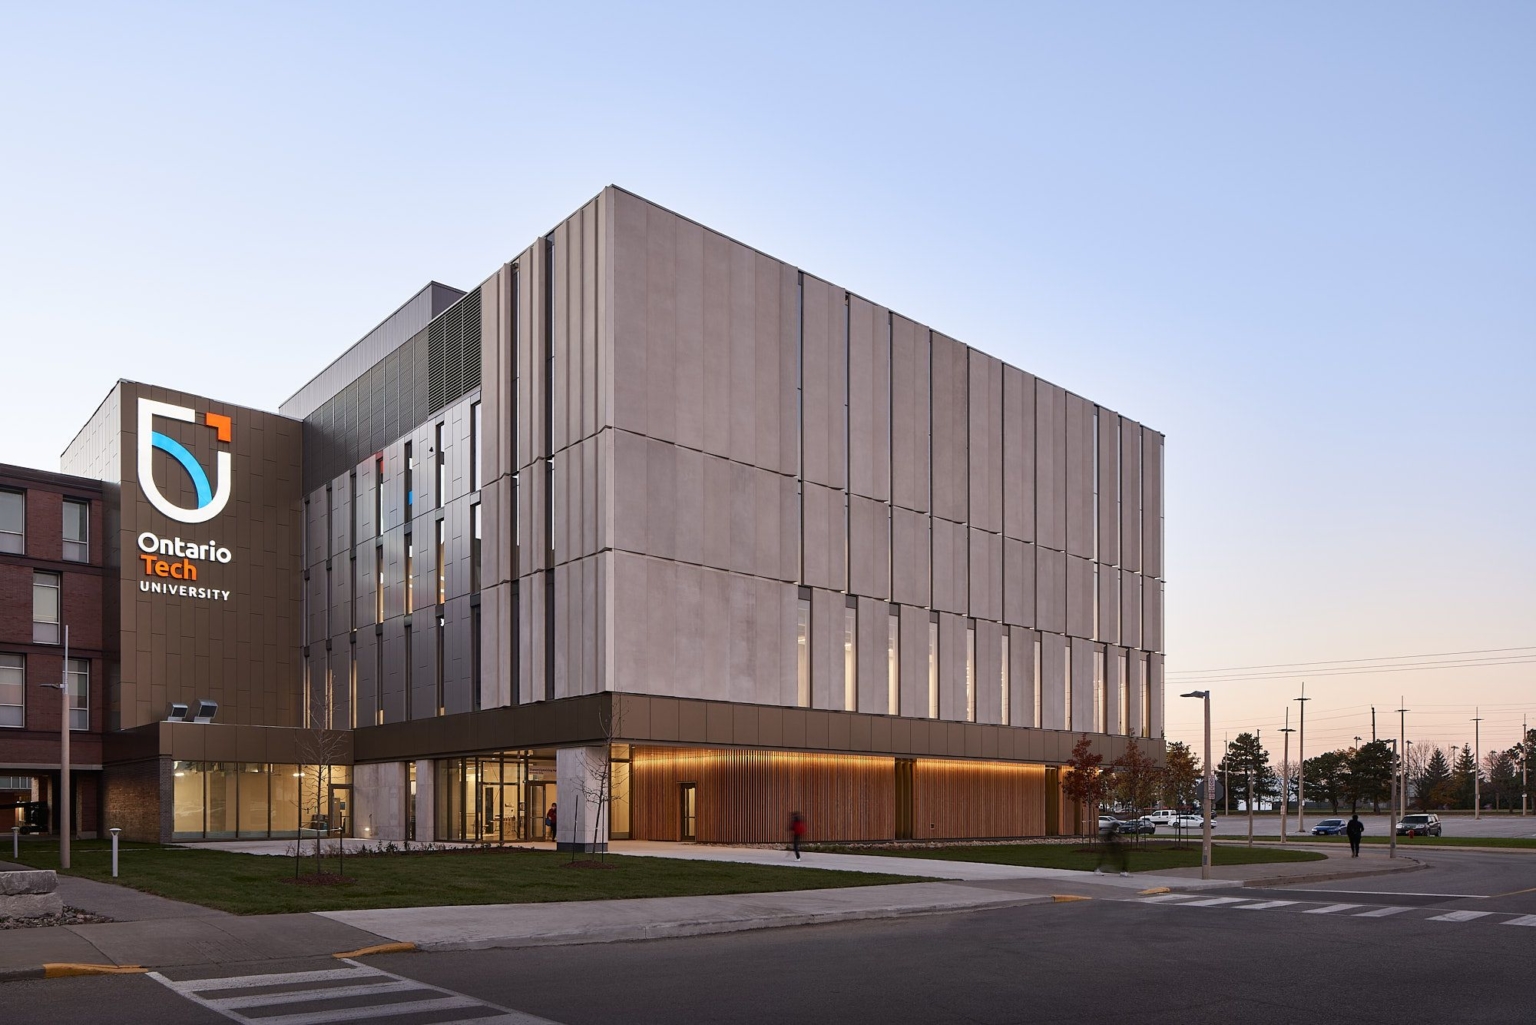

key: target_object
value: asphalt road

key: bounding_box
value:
[13,848,1533,1025]
[1203,811,1536,839]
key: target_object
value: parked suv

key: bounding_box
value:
[1144,809,1181,826]
[1396,813,1442,837]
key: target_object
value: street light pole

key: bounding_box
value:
[1473,710,1482,820]
[1523,715,1529,817]
[1279,709,1294,845]
[1388,739,1398,860]
[1396,699,1409,821]
[1295,684,1310,834]
[1181,690,1213,880]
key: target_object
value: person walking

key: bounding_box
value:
[788,811,806,860]
[1094,820,1131,877]
[545,802,558,843]
[1345,812,1364,857]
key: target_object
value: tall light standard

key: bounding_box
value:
[1472,709,1481,820]
[1523,715,1529,817]
[1295,683,1310,834]
[1388,738,1398,860]
[1396,698,1409,821]
[1180,690,1213,880]
[1279,709,1294,845]
[41,626,71,870]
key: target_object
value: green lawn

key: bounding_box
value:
[1219,835,1536,850]
[7,841,923,916]
[811,840,1326,873]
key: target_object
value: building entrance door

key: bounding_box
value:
[327,785,352,838]
[679,783,696,841]
[528,783,555,841]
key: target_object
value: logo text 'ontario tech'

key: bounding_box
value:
[137,398,233,524]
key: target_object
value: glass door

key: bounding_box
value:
[327,784,352,838]
[679,783,696,841]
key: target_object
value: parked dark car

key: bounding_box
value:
[1396,813,1442,837]
[1119,818,1156,835]
[1311,818,1348,836]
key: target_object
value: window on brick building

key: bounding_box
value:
[67,658,88,731]
[63,499,88,562]
[0,490,22,554]
[33,571,60,644]
[0,655,22,727]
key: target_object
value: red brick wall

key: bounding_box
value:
[103,758,168,843]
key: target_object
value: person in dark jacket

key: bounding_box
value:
[788,811,806,860]
[1346,813,1364,857]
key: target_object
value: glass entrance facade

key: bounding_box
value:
[436,749,556,842]
[172,760,352,841]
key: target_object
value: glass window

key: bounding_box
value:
[965,623,976,723]
[611,759,631,839]
[796,598,811,708]
[172,761,206,839]
[1033,635,1043,728]
[375,545,384,622]
[843,606,858,713]
[471,401,483,492]
[435,519,446,605]
[237,763,270,838]
[271,764,302,838]
[405,442,415,515]
[374,456,384,537]
[33,571,60,644]
[886,612,899,716]
[67,658,87,731]
[1063,642,1073,732]
[1094,646,1107,733]
[405,534,414,614]
[0,654,23,728]
[62,500,88,562]
[1118,649,1129,736]
[206,763,237,838]
[1000,634,1010,726]
[471,503,482,593]
[0,490,22,554]
[435,424,446,509]
[1142,654,1152,737]
[927,621,939,719]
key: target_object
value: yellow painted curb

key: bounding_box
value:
[1051,894,1092,902]
[333,942,417,958]
[1138,887,1171,895]
[43,964,148,977]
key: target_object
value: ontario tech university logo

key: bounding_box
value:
[137,398,233,524]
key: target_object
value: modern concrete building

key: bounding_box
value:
[4,187,1164,847]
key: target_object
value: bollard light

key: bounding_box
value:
[109,827,122,878]
[11,824,18,860]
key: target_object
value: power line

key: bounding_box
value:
[1166,657,1536,686]
[1167,645,1536,676]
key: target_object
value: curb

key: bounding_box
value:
[333,942,417,958]
[1240,857,1428,889]
[407,894,1053,952]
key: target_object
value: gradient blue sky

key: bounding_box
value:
[2,3,1531,760]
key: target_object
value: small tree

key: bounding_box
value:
[1159,741,1202,811]
[1346,740,1393,813]
[1451,744,1479,809]
[567,700,625,861]
[1061,734,1109,837]
[295,727,350,878]
[1223,732,1272,845]
[1413,748,1452,811]
[1111,738,1159,844]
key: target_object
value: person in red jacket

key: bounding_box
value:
[788,811,806,860]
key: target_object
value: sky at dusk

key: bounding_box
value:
[2,3,1531,761]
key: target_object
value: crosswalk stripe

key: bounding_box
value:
[1179,897,1250,907]
[1303,903,1363,915]
[1139,894,1198,903]
[149,960,566,1025]
[1428,910,1493,923]
[1236,901,1298,910]
[1502,915,1536,927]
[1354,906,1414,918]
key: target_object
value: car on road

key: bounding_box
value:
[1098,815,1120,835]
[1144,809,1181,826]
[1311,818,1348,836]
[1396,813,1442,837]
[1119,818,1156,835]
[1171,814,1216,830]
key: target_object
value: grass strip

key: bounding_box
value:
[7,840,923,916]
[1213,834,1536,849]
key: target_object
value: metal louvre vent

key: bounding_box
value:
[427,287,481,414]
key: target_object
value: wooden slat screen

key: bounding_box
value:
[912,759,1047,840]
[631,747,896,843]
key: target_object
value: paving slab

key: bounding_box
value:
[66,913,392,968]
[0,926,111,974]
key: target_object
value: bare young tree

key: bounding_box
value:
[566,701,625,862]
[295,727,350,878]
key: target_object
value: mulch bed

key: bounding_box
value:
[0,906,114,930]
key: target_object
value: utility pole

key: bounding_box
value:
[1388,738,1398,860]
[1296,683,1310,834]
[1523,715,1529,817]
[1396,699,1409,821]
[1473,709,1482,820]
[1279,709,1294,845]
[1371,706,1376,743]
[1223,733,1230,817]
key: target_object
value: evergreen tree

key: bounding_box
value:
[1347,740,1394,812]
[1451,744,1479,809]
[1413,747,1452,810]
[1485,751,1517,811]
[1303,750,1350,813]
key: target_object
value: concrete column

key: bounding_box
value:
[353,762,408,841]
[556,746,609,853]
[414,759,435,842]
